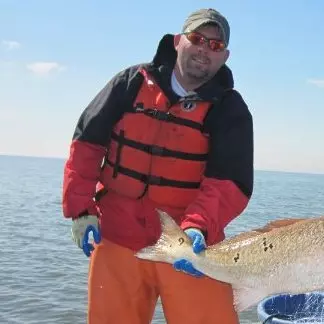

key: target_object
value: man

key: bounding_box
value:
[62,8,254,324]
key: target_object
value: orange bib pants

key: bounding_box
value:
[87,239,239,324]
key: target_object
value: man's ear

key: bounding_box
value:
[174,34,181,49]
[223,49,230,63]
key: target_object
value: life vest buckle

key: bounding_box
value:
[150,145,164,156]
[134,102,145,112]
[151,109,170,121]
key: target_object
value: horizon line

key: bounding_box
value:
[1,153,323,176]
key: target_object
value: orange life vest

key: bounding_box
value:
[100,68,213,208]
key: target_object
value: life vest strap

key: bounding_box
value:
[105,159,201,189]
[133,103,203,132]
[113,130,125,178]
[111,132,208,161]
[94,187,108,202]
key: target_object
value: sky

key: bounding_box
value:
[1,0,324,174]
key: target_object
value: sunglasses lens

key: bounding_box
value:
[187,32,204,45]
[209,40,225,52]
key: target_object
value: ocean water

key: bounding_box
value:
[1,154,324,324]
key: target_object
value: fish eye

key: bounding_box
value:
[178,237,185,245]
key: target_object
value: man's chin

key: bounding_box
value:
[186,71,208,83]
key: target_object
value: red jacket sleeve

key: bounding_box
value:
[180,90,254,245]
[62,140,106,218]
[62,66,140,218]
[181,178,249,244]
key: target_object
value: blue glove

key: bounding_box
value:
[82,225,101,257]
[173,228,206,277]
[71,215,101,257]
[185,228,207,254]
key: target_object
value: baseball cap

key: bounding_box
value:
[182,8,230,47]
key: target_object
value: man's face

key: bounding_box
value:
[174,24,230,86]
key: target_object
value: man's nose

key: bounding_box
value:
[197,44,208,55]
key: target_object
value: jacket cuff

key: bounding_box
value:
[71,202,100,219]
[180,214,211,242]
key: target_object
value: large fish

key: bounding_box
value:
[135,210,324,312]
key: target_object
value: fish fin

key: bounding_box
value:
[233,286,266,312]
[135,209,191,263]
[253,218,307,233]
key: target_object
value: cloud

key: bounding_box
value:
[2,40,21,50]
[26,62,66,76]
[307,79,324,89]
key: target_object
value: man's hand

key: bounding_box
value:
[71,215,101,256]
[173,228,206,277]
[185,228,207,254]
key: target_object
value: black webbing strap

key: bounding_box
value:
[133,103,203,132]
[111,132,207,161]
[113,130,125,178]
[105,159,200,189]
[94,187,108,202]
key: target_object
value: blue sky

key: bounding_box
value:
[1,0,323,174]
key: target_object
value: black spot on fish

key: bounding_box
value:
[234,253,240,263]
[178,237,185,245]
[263,240,274,252]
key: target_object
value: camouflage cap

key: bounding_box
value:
[182,8,230,47]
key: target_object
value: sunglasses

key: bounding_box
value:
[183,31,226,52]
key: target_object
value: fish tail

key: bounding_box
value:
[135,209,191,264]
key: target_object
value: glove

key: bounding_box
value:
[173,228,206,277]
[71,215,101,257]
[185,228,207,254]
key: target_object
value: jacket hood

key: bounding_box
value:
[151,34,234,98]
